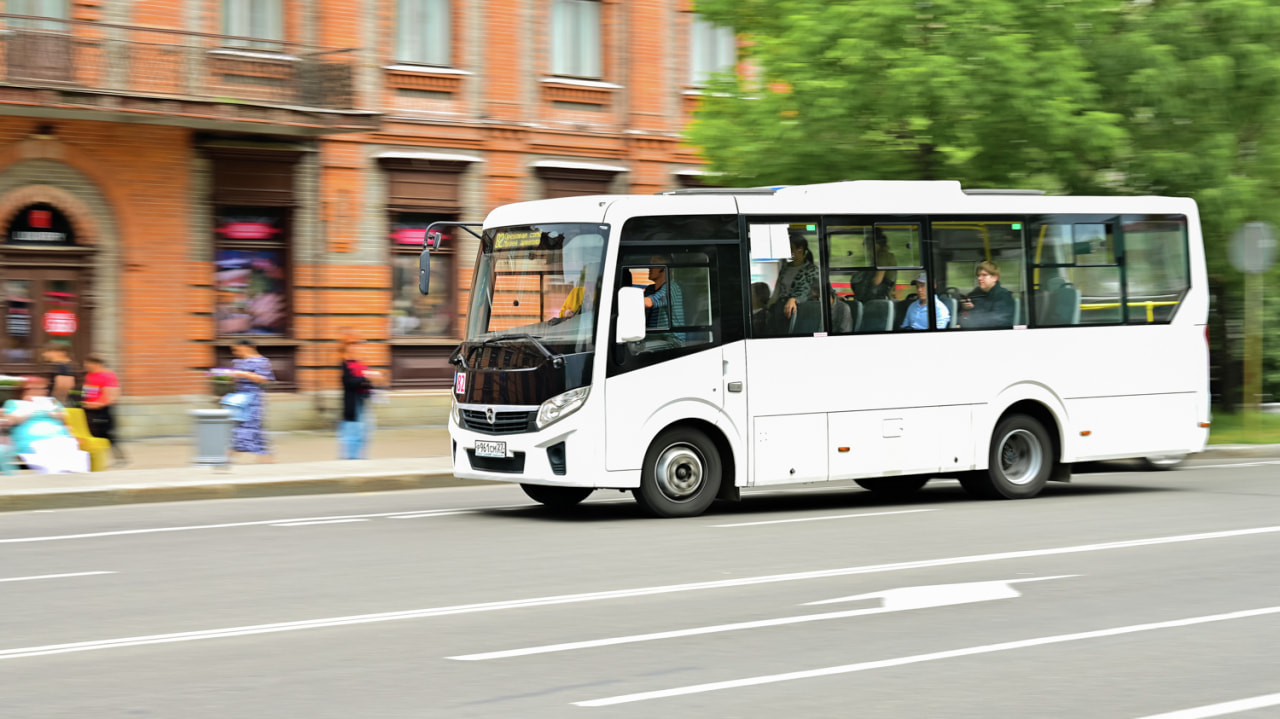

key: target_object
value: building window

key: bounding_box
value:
[7,0,66,29]
[689,16,735,86]
[551,0,601,79]
[214,209,289,337]
[390,213,454,337]
[222,0,283,49]
[396,0,451,66]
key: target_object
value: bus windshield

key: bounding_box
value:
[465,223,609,355]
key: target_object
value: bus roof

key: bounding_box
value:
[482,181,1198,230]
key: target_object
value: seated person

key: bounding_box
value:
[957,261,1015,329]
[642,259,686,345]
[849,229,898,301]
[2,376,89,474]
[558,264,600,319]
[901,273,951,330]
[766,232,819,333]
[828,285,854,333]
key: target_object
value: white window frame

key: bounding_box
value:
[222,0,283,49]
[551,0,602,79]
[397,0,451,67]
[689,16,736,86]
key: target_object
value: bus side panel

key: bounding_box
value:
[1066,393,1203,461]
[604,346,725,472]
[754,413,827,485]
[828,405,972,481]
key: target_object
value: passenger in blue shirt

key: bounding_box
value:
[643,259,685,345]
[901,272,950,330]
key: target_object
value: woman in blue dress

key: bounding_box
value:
[229,339,275,463]
[2,376,88,474]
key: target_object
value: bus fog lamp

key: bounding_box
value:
[537,387,590,429]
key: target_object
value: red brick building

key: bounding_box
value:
[0,0,733,436]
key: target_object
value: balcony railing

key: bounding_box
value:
[0,14,362,112]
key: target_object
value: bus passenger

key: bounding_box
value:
[958,261,1015,329]
[901,273,950,330]
[644,258,685,344]
[768,232,819,324]
[750,282,771,335]
[849,228,897,301]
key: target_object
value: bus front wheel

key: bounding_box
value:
[635,427,722,518]
[520,484,594,510]
[963,414,1052,500]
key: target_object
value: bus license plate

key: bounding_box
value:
[475,440,507,458]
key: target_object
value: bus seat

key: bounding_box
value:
[1012,295,1023,325]
[848,299,863,333]
[789,301,824,334]
[858,298,894,332]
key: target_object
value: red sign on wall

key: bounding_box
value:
[216,221,281,240]
[44,309,78,335]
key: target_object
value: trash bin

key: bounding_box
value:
[190,408,233,468]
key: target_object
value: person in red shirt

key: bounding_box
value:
[81,354,127,466]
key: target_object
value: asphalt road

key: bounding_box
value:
[3,458,1279,718]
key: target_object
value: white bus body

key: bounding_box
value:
[433,181,1209,517]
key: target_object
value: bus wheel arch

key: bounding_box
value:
[634,420,731,517]
[965,401,1061,500]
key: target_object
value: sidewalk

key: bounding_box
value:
[0,426,472,512]
[1,428,1277,513]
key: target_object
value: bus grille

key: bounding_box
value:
[461,409,535,435]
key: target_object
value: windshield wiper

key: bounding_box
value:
[466,333,564,368]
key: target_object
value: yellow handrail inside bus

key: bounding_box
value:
[1078,300,1180,323]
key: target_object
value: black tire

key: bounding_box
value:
[1141,454,1187,471]
[965,414,1053,499]
[855,477,930,499]
[520,484,594,509]
[634,427,722,518]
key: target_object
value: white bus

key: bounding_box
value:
[419,181,1209,517]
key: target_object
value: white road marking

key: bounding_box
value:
[575,606,1280,707]
[270,519,369,527]
[711,509,936,528]
[1,526,1276,662]
[1187,461,1280,470]
[449,576,1074,661]
[1134,692,1280,719]
[389,506,476,516]
[0,506,521,544]
[0,571,115,584]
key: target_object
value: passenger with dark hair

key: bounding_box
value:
[82,354,127,466]
[768,232,819,325]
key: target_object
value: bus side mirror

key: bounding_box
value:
[418,247,431,294]
[616,286,646,343]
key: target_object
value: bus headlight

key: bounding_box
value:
[536,387,590,429]
[451,396,461,426]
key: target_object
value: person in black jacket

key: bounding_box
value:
[337,340,381,459]
[958,261,1016,329]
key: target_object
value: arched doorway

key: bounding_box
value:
[0,201,96,377]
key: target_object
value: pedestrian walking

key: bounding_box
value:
[229,339,275,463]
[81,354,127,466]
[337,339,385,459]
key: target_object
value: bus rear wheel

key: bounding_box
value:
[963,414,1052,499]
[634,427,722,518]
[520,484,594,510]
[855,477,930,499]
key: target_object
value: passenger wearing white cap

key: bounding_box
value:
[900,272,950,330]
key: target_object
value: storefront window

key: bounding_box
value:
[215,210,289,336]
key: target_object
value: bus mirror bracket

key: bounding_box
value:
[616,286,646,343]
[418,221,483,295]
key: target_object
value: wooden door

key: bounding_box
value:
[2,268,92,377]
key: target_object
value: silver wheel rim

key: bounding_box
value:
[653,442,705,501]
[998,429,1043,486]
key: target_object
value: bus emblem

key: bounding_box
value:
[485,407,496,425]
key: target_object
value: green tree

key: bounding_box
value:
[689,0,1125,190]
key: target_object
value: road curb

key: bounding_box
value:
[0,471,481,512]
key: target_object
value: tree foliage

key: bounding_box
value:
[689,0,1280,404]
